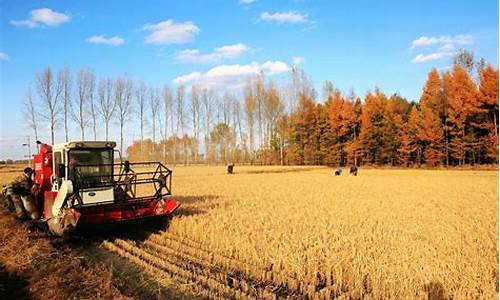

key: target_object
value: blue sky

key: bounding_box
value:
[0,0,498,159]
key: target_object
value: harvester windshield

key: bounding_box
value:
[69,148,113,186]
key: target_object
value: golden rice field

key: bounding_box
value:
[101,166,499,299]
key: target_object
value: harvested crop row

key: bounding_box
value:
[103,239,275,300]
[142,240,301,299]
[102,240,239,299]
[147,232,330,298]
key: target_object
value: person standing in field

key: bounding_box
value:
[349,165,358,176]
[227,163,235,174]
[9,167,40,219]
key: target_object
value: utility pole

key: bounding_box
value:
[22,136,32,165]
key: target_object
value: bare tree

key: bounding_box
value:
[162,86,173,161]
[87,71,97,140]
[244,80,256,162]
[23,85,39,143]
[150,86,161,143]
[221,91,236,161]
[453,49,475,75]
[190,85,201,161]
[233,98,245,161]
[115,75,134,156]
[58,65,72,142]
[289,66,316,114]
[263,81,284,148]
[288,66,298,116]
[322,80,334,102]
[222,91,234,127]
[175,84,186,165]
[254,73,265,150]
[190,85,201,140]
[136,81,148,144]
[97,78,116,141]
[202,88,215,163]
[73,68,93,140]
[36,66,62,145]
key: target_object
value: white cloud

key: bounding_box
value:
[411,51,454,63]
[259,11,308,23]
[11,8,69,28]
[174,72,203,84]
[239,0,256,4]
[411,34,473,49]
[175,43,249,63]
[262,60,290,74]
[142,20,199,44]
[410,34,473,63]
[86,35,125,46]
[0,52,9,61]
[292,56,305,65]
[10,20,37,28]
[173,60,291,89]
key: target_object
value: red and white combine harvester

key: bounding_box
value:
[32,141,178,236]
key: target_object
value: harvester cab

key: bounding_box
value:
[33,141,178,236]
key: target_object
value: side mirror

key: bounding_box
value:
[57,164,65,178]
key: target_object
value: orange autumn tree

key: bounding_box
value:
[344,97,363,165]
[419,107,444,166]
[324,88,345,165]
[359,89,401,165]
[399,106,423,166]
[388,93,412,166]
[419,68,445,166]
[478,65,499,162]
[420,68,443,111]
[447,65,480,165]
[289,93,319,165]
[316,103,330,165]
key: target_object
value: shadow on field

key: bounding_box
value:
[55,216,175,246]
[0,265,30,300]
[174,194,223,217]
[424,281,448,300]
[67,194,222,243]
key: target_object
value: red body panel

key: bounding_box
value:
[33,144,53,193]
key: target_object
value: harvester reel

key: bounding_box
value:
[152,171,168,198]
[122,172,137,199]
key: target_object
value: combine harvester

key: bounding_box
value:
[31,141,178,236]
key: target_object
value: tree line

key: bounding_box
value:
[24,50,498,166]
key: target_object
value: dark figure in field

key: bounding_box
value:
[227,163,235,174]
[6,167,40,219]
[349,165,358,176]
[335,169,342,176]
